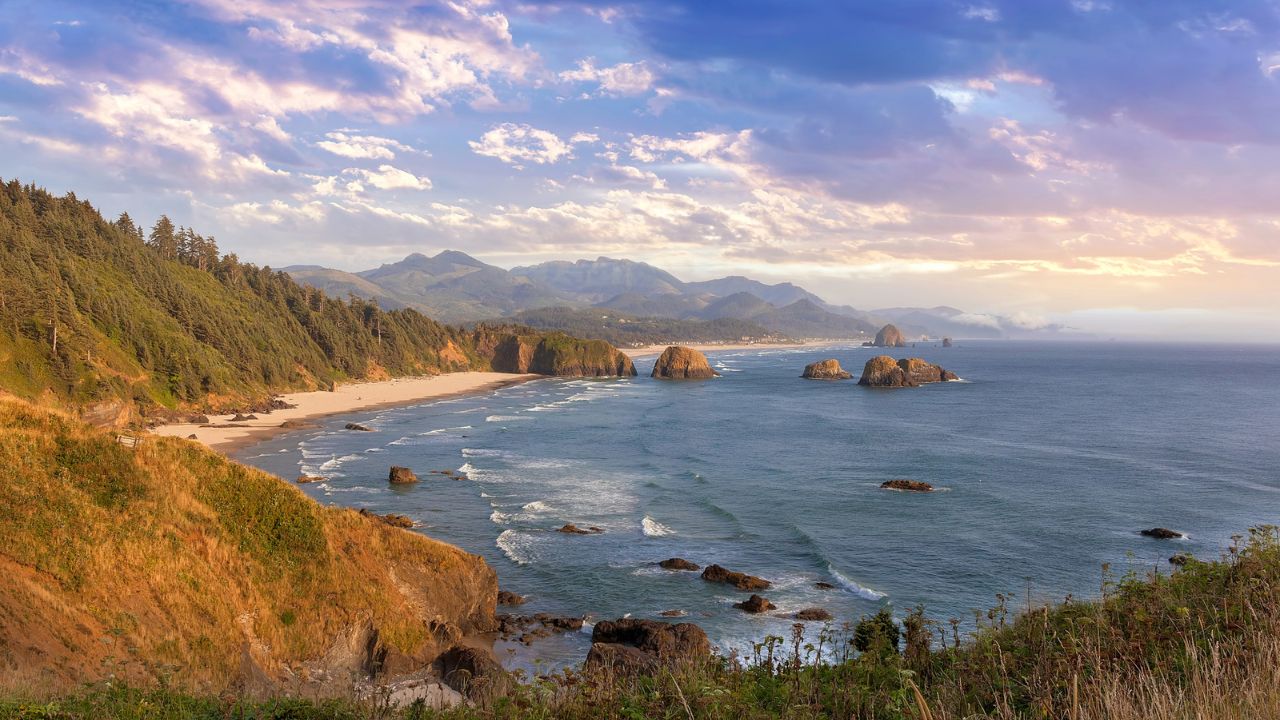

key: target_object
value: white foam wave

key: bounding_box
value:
[419,425,473,436]
[828,565,887,601]
[642,516,676,537]
[522,500,553,512]
[486,415,530,422]
[496,529,534,565]
[462,448,502,458]
[457,462,476,474]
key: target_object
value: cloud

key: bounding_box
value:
[469,123,595,167]
[559,58,655,95]
[315,132,415,160]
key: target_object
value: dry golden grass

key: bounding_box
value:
[0,397,496,696]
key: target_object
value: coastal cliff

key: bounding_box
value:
[472,329,636,377]
[0,397,497,694]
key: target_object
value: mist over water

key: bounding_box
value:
[238,341,1280,669]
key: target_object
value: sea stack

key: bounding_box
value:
[651,346,719,380]
[802,359,853,380]
[858,356,957,388]
[942,337,953,348]
[873,324,907,348]
[388,466,419,484]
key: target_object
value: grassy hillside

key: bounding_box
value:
[0,397,496,695]
[7,525,1278,718]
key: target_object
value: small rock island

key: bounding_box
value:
[651,346,720,379]
[802,359,853,380]
[858,356,958,387]
[870,324,907,348]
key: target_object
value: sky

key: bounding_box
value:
[2,0,1279,340]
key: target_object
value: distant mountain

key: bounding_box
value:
[285,249,1046,342]
[511,257,685,301]
[684,276,823,308]
[504,306,781,348]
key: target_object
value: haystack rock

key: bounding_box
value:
[651,346,719,380]
[858,356,957,388]
[873,324,907,348]
[388,466,418,484]
[802,359,853,380]
[942,337,953,348]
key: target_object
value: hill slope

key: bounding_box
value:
[0,181,630,425]
[0,397,495,694]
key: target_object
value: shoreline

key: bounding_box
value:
[151,372,541,452]
[623,339,848,358]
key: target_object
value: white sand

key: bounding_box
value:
[152,372,538,450]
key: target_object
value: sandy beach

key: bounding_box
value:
[624,339,844,358]
[152,372,539,451]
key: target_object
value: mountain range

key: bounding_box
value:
[284,252,1057,342]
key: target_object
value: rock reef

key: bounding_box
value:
[881,479,934,493]
[802,359,853,380]
[651,346,720,379]
[701,564,771,591]
[388,466,418,484]
[1141,527,1183,539]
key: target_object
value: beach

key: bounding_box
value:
[153,372,539,451]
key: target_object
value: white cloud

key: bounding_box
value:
[316,132,414,160]
[560,58,655,96]
[313,165,432,194]
[469,123,595,168]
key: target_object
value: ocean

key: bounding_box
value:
[236,341,1280,669]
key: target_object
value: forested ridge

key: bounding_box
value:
[0,180,616,421]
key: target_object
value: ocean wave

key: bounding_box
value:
[828,565,887,601]
[486,415,531,422]
[522,500,553,513]
[364,447,384,453]
[462,448,503,458]
[457,462,477,475]
[387,436,417,446]
[419,425,473,436]
[496,529,534,565]
[642,516,676,537]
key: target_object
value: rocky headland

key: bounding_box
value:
[651,346,720,379]
[473,329,637,377]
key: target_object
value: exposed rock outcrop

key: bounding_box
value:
[435,646,510,701]
[557,523,603,535]
[802,359,853,380]
[873,324,907,348]
[359,508,415,528]
[473,330,637,377]
[814,581,836,590]
[858,356,957,387]
[881,479,934,493]
[586,618,710,675]
[733,594,776,613]
[795,608,833,621]
[389,466,419,484]
[296,475,324,484]
[1141,527,1183,539]
[345,422,373,431]
[651,346,719,380]
[659,557,700,571]
[701,564,771,591]
[497,590,527,607]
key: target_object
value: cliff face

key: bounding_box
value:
[474,330,636,377]
[858,356,957,387]
[0,398,496,694]
[651,346,719,379]
[802,359,853,380]
[873,324,907,347]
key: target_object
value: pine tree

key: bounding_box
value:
[148,215,177,260]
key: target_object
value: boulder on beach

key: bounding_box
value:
[279,419,317,429]
[435,645,510,701]
[230,413,257,422]
[1140,527,1183,539]
[880,479,934,493]
[858,356,956,388]
[345,422,373,431]
[658,558,700,571]
[733,594,776,613]
[497,590,526,607]
[388,466,418,484]
[651,346,719,380]
[586,618,710,675]
[187,414,210,424]
[701,564,771,591]
[802,359,853,380]
[795,608,833,621]
[873,324,907,348]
